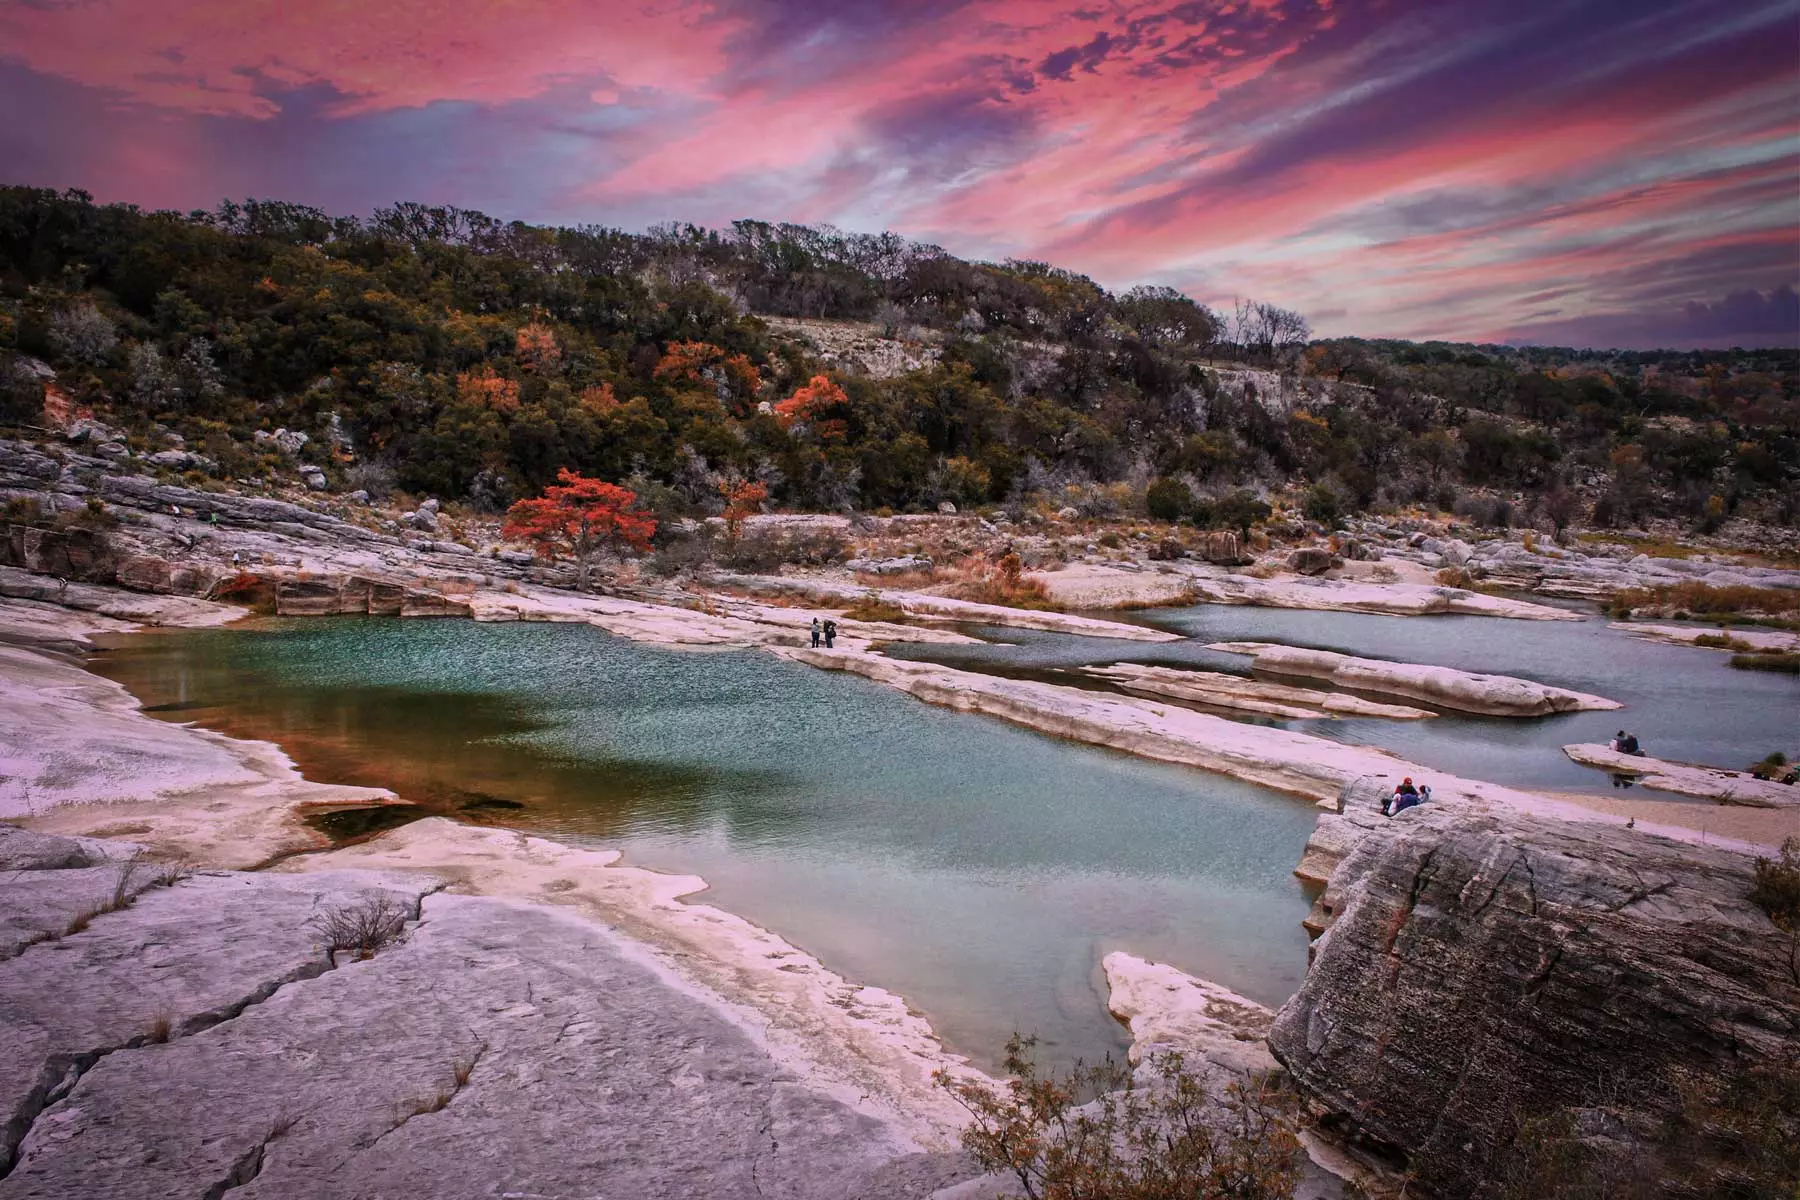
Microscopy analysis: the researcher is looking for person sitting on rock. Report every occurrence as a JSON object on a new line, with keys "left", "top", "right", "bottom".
{"left": 1384, "top": 778, "right": 1422, "bottom": 816}
{"left": 810, "top": 617, "right": 822, "bottom": 648}
{"left": 1622, "top": 732, "right": 1642, "bottom": 756}
{"left": 1610, "top": 731, "right": 1627, "bottom": 753}
{"left": 823, "top": 618, "right": 837, "bottom": 649}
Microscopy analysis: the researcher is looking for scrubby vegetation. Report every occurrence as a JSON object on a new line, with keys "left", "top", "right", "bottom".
{"left": 935, "top": 1035, "right": 1300, "bottom": 1200}
{"left": 1, "top": 187, "right": 1794, "bottom": 531}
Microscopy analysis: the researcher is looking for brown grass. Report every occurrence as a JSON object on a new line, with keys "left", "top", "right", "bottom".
{"left": 842, "top": 595, "right": 907, "bottom": 623}
{"left": 1612, "top": 582, "right": 1800, "bottom": 618}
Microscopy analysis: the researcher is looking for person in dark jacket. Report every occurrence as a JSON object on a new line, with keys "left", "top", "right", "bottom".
{"left": 823, "top": 619, "right": 837, "bottom": 649}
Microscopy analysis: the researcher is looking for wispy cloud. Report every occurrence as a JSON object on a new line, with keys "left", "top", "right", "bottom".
{"left": 1, "top": 0, "right": 1794, "bottom": 347}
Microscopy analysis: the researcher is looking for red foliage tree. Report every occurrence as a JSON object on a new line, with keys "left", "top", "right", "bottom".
{"left": 721, "top": 479, "right": 767, "bottom": 538}
{"left": 772, "top": 374, "right": 847, "bottom": 429}
{"left": 502, "top": 469, "right": 656, "bottom": 589}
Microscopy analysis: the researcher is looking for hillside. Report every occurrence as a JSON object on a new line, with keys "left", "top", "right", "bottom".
{"left": 1, "top": 187, "right": 1795, "bottom": 537}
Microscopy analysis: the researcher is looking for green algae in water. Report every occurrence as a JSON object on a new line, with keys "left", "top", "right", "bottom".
{"left": 98, "top": 618, "right": 1319, "bottom": 1071}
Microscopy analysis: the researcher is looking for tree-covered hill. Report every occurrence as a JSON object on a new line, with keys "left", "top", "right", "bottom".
{"left": 2, "top": 186, "right": 1794, "bottom": 529}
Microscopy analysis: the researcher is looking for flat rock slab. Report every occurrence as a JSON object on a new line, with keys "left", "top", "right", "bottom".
{"left": 1563, "top": 744, "right": 1800, "bottom": 808}
{"left": 2, "top": 890, "right": 969, "bottom": 1200}
{"left": 1210, "top": 642, "right": 1621, "bottom": 717}
{"left": 0, "top": 868, "right": 436, "bottom": 1176}
{"left": 1084, "top": 663, "right": 1433, "bottom": 720}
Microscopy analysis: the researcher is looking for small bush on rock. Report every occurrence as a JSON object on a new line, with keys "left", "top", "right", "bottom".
{"left": 935, "top": 1034, "right": 1300, "bottom": 1200}
{"left": 1750, "top": 837, "right": 1800, "bottom": 930}
{"left": 310, "top": 892, "right": 410, "bottom": 962}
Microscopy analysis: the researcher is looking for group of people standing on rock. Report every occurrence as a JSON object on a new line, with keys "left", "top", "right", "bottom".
{"left": 809, "top": 617, "right": 838, "bottom": 649}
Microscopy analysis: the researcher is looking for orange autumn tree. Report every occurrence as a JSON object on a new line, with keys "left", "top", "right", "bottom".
{"left": 772, "top": 374, "right": 847, "bottom": 431}
{"left": 502, "top": 469, "right": 656, "bottom": 589}
{"left": 720, "top": 479, "right": 767, "bottom": 538}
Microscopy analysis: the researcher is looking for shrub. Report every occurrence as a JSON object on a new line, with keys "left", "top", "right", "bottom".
{"left": 715, "top": 527, "right": 846, "bottom": 572}
{"left": 948, "top": 553, "right": 1060, "bottom": 610}
{"left": 935, "top": 1034, "right": 1301, "bottom": 1200}
{"left": 1751, "top": 838, "right": 1800, "bottom": 929}
{"left": 1730, "top": 652, "right": 1800, "bottom": 674}
{"left": 1300, "top": 483, "right": 1343, "bottom": 528}
{"left": 1145, "top": 477, "right": 1193, "bottom": 522}
{"left": 1612, "top": 582, "right": 1800, "bottom": 618}
{"left": 309, "top": 892, "right": 410, "bottom": 962}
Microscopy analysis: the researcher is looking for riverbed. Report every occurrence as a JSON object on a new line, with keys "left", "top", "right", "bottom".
{"left": 94, "top": 618, "right": 1319, "bottom": 1071}
{"left": 888, "top": 605, "right": 1800, "bottom": 797}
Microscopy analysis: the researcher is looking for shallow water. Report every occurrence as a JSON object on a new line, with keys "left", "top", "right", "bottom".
{"left": 96, "top": 619, "right": 1320, "bottom": 1071}
{"left": 888, "top": 606, "right": 1800, "bottom": 796}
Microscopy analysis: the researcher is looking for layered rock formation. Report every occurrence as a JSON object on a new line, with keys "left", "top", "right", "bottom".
{"left": 1269, "top": 805, "right": 1800, "bottom": 1193}
{"left": 1175, "top": 568, "right": 1581, "bottom": 621}
{"left": 1083, "top": 663, "right": 1434, "bottom": 720}
{"left": 1211, "top": 642, "right": 1621, "bottom": 717}
{"left": 1564, "top": 744, "right": 1800, "bottom": 808}
{"left": 713, "top": 572, "right": 1184, "bottom": 641}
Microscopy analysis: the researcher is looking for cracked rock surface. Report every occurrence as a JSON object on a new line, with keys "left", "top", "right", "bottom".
{"left": 1268, "top": 807, "right": 1800, "bottom": 1192}
{"left": 0, "top": 831, "right": 973, "bottom": 1199}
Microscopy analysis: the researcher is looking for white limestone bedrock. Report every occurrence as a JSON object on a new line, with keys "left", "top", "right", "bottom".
{"left": 1102, "top": 952, "right": 1276, "bottom": 1073}
{"left": 0, "top": 604, "right": 401, "bottom": 866}
{"left": 786, "top": 647, "right": 1751, "bottom": 855}
{"left": 1209, "top": 642, "right": 1622, "bottom": 717}
{"left": 709, "top": 571, "right": 1184, "bottom": 642}
{"left": 1608, "top": 622, "right": 1800, "bottom": 653}
{"left": 1172, "top": 565, "right": 1581, "bottom": 621}
{"left": 1563, "top": 744, "right": 1800, "bottom": 809}
{"left": 1084, "top": 662, "right": 1434, "bottom": 720}
{"left": 280, "top": 818, "right": 981, "bottom": 1143}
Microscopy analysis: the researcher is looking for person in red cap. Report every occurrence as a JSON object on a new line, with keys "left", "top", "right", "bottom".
{"left": 1386, "top": 777, "right": 1423, "bottom": 816}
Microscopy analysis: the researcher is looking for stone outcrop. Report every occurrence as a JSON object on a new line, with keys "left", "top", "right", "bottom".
{"left": 1563, "top": 743, "right": 1800, "bottom": 808}
{"left": 713, "top": 572, "right": 1184, "bottom": 642}
{"left": 1269, "top": 806, "right": 1800, "bottom": 1193}
{"left": 1083, "top": 663, "right": 1434, "bottom": 720}
{"left": 0, "top": 832, "right": 973, "bottom": 1198}
{"left": 1287, "top": 548, "right": 1339, "bottom": 576}
{"left": 1102, "top": 953, "right": 1277, "bottom": 1076}
{"left": 1210, "top": 642, "right": 1622, "bottom": 716}
{"left": 1609, "top": 621, "right": 1800, "bottom": 654}
{"left": 1176, "top": 568, "right": 1582, "bottom": 621}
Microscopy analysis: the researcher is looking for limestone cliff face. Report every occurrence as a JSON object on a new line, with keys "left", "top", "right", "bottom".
{"left": 1269, "top": 807, "right": 1799, "bottom": 1193}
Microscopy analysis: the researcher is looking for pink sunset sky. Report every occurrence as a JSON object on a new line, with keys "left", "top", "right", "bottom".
{"left": 2, "top": 0, "right": 1797, "bottom": 347}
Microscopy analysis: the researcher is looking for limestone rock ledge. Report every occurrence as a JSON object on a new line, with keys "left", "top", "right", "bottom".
{"left": 1268, "top": 807, "right": 1799, "bottom": 1193}
{"left": 1210, "top": 642, "right": 1621, "bottom": 717}
{"left": 0, "top": 830, "right": 976, "bottom": 1199}
{"left": 1564, "top": 743, "right": 1800, "bottom": 808}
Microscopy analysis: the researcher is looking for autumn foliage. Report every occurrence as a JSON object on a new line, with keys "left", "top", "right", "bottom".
{"left": 772, "top": 374, "right": 847, "bottom": 430}
{"left": 455, "top": 364, "right": 520, "bottom": 414}
{"left": 721, "top": 479, "right": 767, "bottom": 537}
{"left": 654, "top": 340, "right": 762, "bottom": 404}
{"left": 502, "top": 469, "right": 656, "bottom": 588}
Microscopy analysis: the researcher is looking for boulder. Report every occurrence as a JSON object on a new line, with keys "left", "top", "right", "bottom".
{"left": 1194, "top": 530, "right": 1245, "bottom": 565}
{"left": 1055, "top": 506, "right": 1079, "bottom": 520}
{"left": 845, "top": 555, "right": 933, "bottom": 576}
{"left": 0, "top": 524, "right": 117, "bottom": 583}
{"left": 300, "top": 467, "right": 329, "bottom": 492}
{"left": 936, "top": 501, "right": 957, "bottom": 514}
{"left": 1287, "top": 547, "right": 1338, "bottom": 576}
{"left": 1270, "top": 809, "right": 1799, "bottom": 1193}
{"left": 147, "top": 450, "right": 216, "bottom": 473}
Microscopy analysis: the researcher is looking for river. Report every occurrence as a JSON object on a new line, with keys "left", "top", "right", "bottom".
{"left": 94, "top": 617, "right": 1319, "bottom": 1072}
